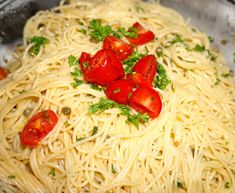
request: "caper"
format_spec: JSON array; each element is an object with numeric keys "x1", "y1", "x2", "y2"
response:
[
  {"x1": 23, "y1": 108, "x2": 33, "y2": 117},
  {"x1": 62, "y1": 106, "x2": 71, "y2": 115}
]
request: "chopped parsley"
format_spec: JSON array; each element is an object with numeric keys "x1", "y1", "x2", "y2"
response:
[
  {"x1": 208, "y1": 36, "x2": 214, "y2": 43},
  {"x1": 30, "y1": 36, "x2": 49, "y2": 55},
  {"x1": 8, "y1": 175, "x2": 16, "y2": 179},
  {"x1": 156, "y1": 47, "x2": 164, "y2": 57},
  {"x1": 88, "y1": 19, "x2": 118, "y2": 42},
  {"x1": 71, "y1": 79, "x2": 83, "y2": 88},
  {"x1": 225, "y1": 182, "x2": 230, "y2": 189},
  {"x1": 71, "y1": 67, "x2": 82, "y2": 78},
  {"x1": 68, "y1": 55, "x2": 79, "y2": 66},
  {"x1": 76, "y1": 137, "x2": 85, "y2": 142},
  {"x1": 154, "y1": 63, "x2": 170, "y2": 90},
  {"x1": 64, "y1": 121, "x2": 70, "y2": 127},
  {"x1": 192, "y1": 44, "x2": 205, "y2": 52},
  {"x1": 111, "y1": 164, "x2": 117, "y2": 173},
  {"x1": 82, "y1": 62, "x2": 89, "y2": 69},
  {"x1": 89, "y1": 98, "x2": 149, "y2": 128},
  {"x1": 90, "y1": 84, "x2": 104, "y2": 91},
  {"x1": 169, "y1": 34, "x2": 184, "y2": 45},
  {"x1": 113, "y1": 88, "x2": 121, "y2": 94},
  {"x1": 19, "y1": 90, "x2": 26, "y2": 94},
  {"x1": 78, "y1": 29, "x2": 87, "y2": 35},
  {"x1": 118, "y1": 27, "x2": 138, "y2": 38},
  {"x1": 136, "y1": 6, "x2": 145, "y2": 13},
  {"x1": 48, "y1": 168, "x2": 56, "y2": 176},
  {"x1": 177, "y1": 181, "x2": 184, "y2": 189},
  {"x1": 91, "y1": 126, "x2": 98, "y2": 136},
  {"x1": 207, "y1": 50, "x2": 217, "y2": 61},
  {"x1": 221, "y1": 71, "x2": 233, "y2": 78},
  {"x1": 122, "y1": 51, "x2": 145, "y2": 73}
]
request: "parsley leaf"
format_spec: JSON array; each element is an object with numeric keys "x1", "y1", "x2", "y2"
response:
[
  {"x1": 76, "y1": 137, "x2": 85, "y2": 142},
  {"x1": 122, "y1": 51, "x2": 146, "y2": 73},
  {"x1": 48, "y1": 168, "x2": 56, "y2": 176},
  {"x1": 68, "y1": 55, "x2": 79, "y2": 66},
  {"x1": 193, "y1": 44, "x2": 205, "y2": 52},
  {"x1": 91, "y1": 126, "x2": 98, "y2": 136},
  {"x1": 89, "y1": 19, "x2": 115, "y2": 42},
  {"x1": 30, "y1": 36, "x2": 49, "y2": 55},
  {"x1": 71, "y1": 67, "x2": 82, "y2": 78},
  {"x1": 113, "y1": 88, "x2": 121, "y2": 94},
  {"x1": 154, "y1": 63, "x2": 170, "y2": 90},
  {"x1": 64, "y1": 121, "x2": 70, "y2": 127},
  {"x1": 89, "y1": 98, "x2": 117, "y2": 114},
  {"x1": 208, "y1": 36, "x2": 214, "y2": 43},
  {"x1": 8, "y1": 175, "x2": 16, "y2": 179},
  {"x1": 90, "y1": 84, "x2": 104, "y2": 91},
  {"x1": 221, "y1": 71, "x2": 233, "y2": 78},
  {"x1": 71, "y1": 79, "x2": 83, "y2": 88},
  {"x1": 169, "y1": 34, "x2": 184, "y2": 45},
  {"x1": 89, "y1": 98, "x2": 149, "y2": 128},
  {"x1": 111, "y1": 164, "x2": 117, "y2": 173},
  {"x1": 118, "y1": 27, "x2": 137, "y2": 38},
  {"x1": 82, "y1": 62, "x2": 89, "y2": 69}
]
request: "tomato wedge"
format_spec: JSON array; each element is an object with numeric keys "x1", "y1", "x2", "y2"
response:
[
  {"x1": 126, "y1": 22, "x2": 155, "y2": 45},
  {"x1": 20, "y1": 110, "x2": 58, "y2": 147},
  {"x1": 126, "y1": 72, "x2": 150, "y2": 87},
  {"x1": 105, "y1": 79, "x2": 135, "y2": 105},
  {"x1": 0, "y1": 67, "x2": 8, "y2": 80},
  {"x1": 82, "y1": 49, "x2": 124, "y2": 86},
  {"x1": 132, "y1": 55, "x2": 157, "y2": 85},
  {"x1": 129, "y1": 86, "x2": 162, "y2": 118},
  {"x1": 103, "y1": 36, "x2": 134, "y2": 60},
  {"x1": 79, "y1": 52, "x2": 91, "y2": 73}
]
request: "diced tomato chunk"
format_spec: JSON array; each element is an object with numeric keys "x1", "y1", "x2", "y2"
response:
[
  {"x1": 103, "y1": 36, "x2": 134, "y2": 60},
  {"x1": 105, "y1": 79, "x2": 135, "y2": 104},
  {"x1": 129, "y1": 86, "x2": 162, "y2": 118},
  {"x1": 80, "y1": 49, "x2": 124, "y2": 86},
  {"x1": 0, "y1": 67, "x2": 8, "y2": 80},
  {"x1": 132, "y1": 55, "x2": 157, "y2": 85},
  {"x1": 20, "y1": 110, "x2": 58, "y2": 147},
  {"x1": 126, "y1": 22, "x2": 155, "y2": 45}
]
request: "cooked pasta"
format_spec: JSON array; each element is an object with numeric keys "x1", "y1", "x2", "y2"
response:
[{"x1": 0, "y1": 0, "x2": 235, "y2": 192}]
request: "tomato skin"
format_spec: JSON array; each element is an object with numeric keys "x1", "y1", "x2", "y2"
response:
[
  {"x1": 103, "y1": 36, "x2": 134, "y2": 60},
  {"x1": 126, "y1": 72, "x2": 151, "y2": 87},
  {"x1": 129, "y1": 86, "x2": 162, "y2": 118},
  {"x1": 105, "y1": 79, "x2": 135, "y2": 104},
  {"x1": 132, "y1": 55, "x2": 157, "y2": 85},
  {"x1": 20, "y1": 110, "x2": 58, "y2": 147},
  {"x1": 0, "y1": 67, "x2": 8, "y2": 80},
  {"x1": 126, "y1": 22, "x2": 155, "y2": 45},
  {"x1": 79, "y1": 52, "x2": 91, "y2": 73},
  {"x1": 82, "y1": 49, "x2": 124, "y2": 86}
]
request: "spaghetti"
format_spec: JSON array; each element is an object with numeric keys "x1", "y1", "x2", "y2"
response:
[{"x1": 0, "y1": 0, "x2": 235, "y2": 192}]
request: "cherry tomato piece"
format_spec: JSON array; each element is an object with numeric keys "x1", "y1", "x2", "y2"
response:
[
  {"x1": 126, "y1": 22, "x2": 155, "y2": 45},
  {"x1": 103, "y1": 36, "x2": 134, "y2": 60},
  {"x1": 0, "y1": 67, "x2": 8, "y2": 80},
  {"x1": 20, "y1": 110, "x2": 58, "y2": 147},
  {"x1": 126, "y1": 72, "x2": 151, "y2": 87},
  {"x1": 132, "y1": 55, "x2": 157, "y2": 85},
  {"x1": 105, "y1": 79, "x2": 135, "y2": 105},
  {"x1": 82, "y1": 49, "x2": 124, "y2": 86},
  {"x1": 129, "y1": 86, "x2": 162, "y2": 118}
]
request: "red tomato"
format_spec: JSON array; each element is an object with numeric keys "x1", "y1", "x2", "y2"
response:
[
  {"x1": 20, "y1": 110, "x2": 58, "y2": 147},
  {"x1": 83, "y1": 49, "x2": 124, "y2": 86},
  {"x1": 0, "y1": 67, "x2": 8, "y2": 80},
  {"x1": 79, "y1": 52, "x2": 91, "y2": 73},
  {"x1": 129, "y1": 86, "x2": 162, "y2": 118},
  {"x1": 132, "y1": 55, "x2": 157, "y2": 85},
  {"x1": 103, "y1": 36, "x2": 134, "y2": 60},
  {"x1": 105, "y1": 79, "x2": 135, "y2": 104},
  {"x1": 126, "y1": 72, "x2": 151, "y2": 87},
  {"x1": 126, "y1": 22, "x2": 155, "y2": 45}
]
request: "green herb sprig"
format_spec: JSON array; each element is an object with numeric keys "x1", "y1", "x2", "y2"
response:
[
  {"x1": 30, "y1": 36, "x2": 49, "y2": 55},
  {"x1": 154, "y1": 63, "x2": 170, "y2": 90}
]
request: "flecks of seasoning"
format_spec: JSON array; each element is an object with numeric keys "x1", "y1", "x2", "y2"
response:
[
  {"x1": 225, "y1": 182, "x2": 230, "y2": 189},
  {"x1": 177, "y1": 181, "x2": 184, "y2": 189},
  {"x1": 64, "y1": 121, "x2": 70, "y2": 127},
  {"x1": 76, "y1": 137, "x2": 85, "y2": 142},
  {"x1": 8, "y1": 175, "x2": 16, "y2": 179},
  {"x1": 220, "y1": 39, "x2": 227, "y2": 45},
  {"x1": 111, "y1": 164, "x2": 117, "y2": 173},
  {"x1": 48, "y1": 168, "x2": 56, "y2": 176},
  {"x1": 23, "y1": 108, "x2": 33, "y2": 117}
]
